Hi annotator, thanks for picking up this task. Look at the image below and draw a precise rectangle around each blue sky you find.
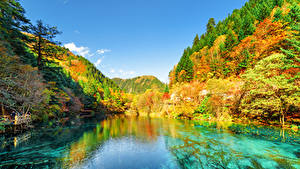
[21,0,248,82]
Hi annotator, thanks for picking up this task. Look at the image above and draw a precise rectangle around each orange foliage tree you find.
[227,18,288,74]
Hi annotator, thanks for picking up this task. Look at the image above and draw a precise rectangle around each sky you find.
[21,0,248,83]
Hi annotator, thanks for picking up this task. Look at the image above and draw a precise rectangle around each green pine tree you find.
[164,84,169,93]
[206,18,216,34]
[175,50,194,82]
[224,29,238,51]
[192,34,200,49]
[29,20,61,67]
[239,10,255,40]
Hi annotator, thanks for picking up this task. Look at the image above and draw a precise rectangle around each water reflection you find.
[60,117,164,168]
[0,116,299,169]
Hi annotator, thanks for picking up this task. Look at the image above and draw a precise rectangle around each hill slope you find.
[0,0,127,124]
[113,76,165,94]
[166,0,300,124]
[170,0,299,84]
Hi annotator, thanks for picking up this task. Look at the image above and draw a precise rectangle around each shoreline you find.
[0,112,107,135]
[124,111,300,132]
[2,110,299,135]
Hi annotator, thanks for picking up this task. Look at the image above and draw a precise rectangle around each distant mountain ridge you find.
[113,75,165,94]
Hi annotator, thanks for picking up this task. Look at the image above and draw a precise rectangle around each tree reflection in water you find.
[60,116,163,168]
[1,116,298,169]
[61,117,299,169]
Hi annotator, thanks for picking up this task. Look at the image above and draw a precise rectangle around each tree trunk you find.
[37,35,42,67]
[1,104,4,115]
[280,115,282,124]
[282,113,285,127]
[147,106,152,117]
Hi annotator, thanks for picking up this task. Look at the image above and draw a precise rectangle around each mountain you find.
[113,76,165,94]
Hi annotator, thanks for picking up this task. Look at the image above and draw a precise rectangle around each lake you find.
[0,116,299,169]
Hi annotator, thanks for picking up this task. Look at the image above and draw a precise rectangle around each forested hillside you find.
[170,0,299,84]
[1,0,299,129]
[113,76,165,94]
[127,0,300,126]
[168,0,300,125]
[0,0,127,124]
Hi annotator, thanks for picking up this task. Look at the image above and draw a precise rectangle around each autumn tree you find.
[136,89,162,116]
[240,54,300,126]
[0,47,47,116]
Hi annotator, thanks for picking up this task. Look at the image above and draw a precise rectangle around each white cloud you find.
[64,43,111,58]
[94,58,102,67]
[74,30,80,34]
[117,69,135,75]
[64,42,92,57]
[129,71,135,75]
[96,49,111,55]
[110,69,115,73]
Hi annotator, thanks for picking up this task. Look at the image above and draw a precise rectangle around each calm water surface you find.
[0,117,299,169]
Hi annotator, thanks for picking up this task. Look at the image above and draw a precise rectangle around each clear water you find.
[0,117,299,169]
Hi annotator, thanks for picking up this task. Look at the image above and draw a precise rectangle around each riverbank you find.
[124,110,300,132]
[0,111,108,135]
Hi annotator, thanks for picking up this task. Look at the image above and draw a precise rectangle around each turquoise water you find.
[0,117,299,169]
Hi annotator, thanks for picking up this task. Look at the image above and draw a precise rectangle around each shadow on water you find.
[0,116,299,169]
